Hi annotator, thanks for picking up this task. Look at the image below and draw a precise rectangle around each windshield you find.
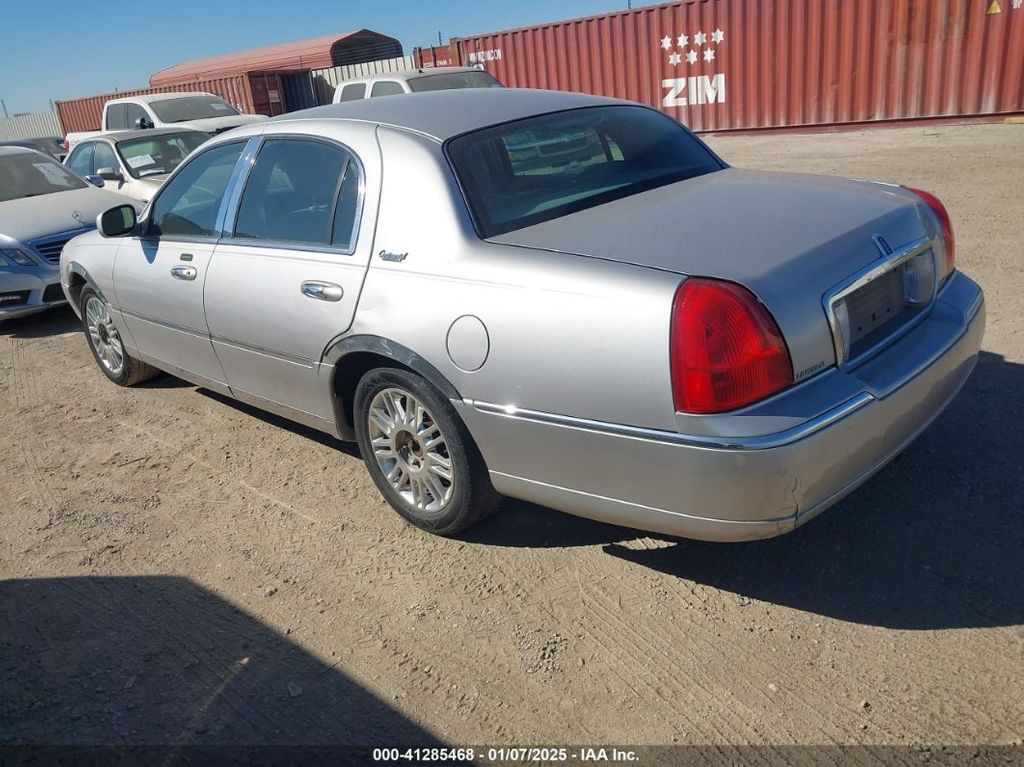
[149,96,240,123]
[408,70,502,92]
[117,132,211,179]
[0,152,86,203]
[446,105,723,238]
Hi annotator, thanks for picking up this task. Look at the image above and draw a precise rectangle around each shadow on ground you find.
[469,351,1024,631]
[0,576,438,750]
[0,305,79,339]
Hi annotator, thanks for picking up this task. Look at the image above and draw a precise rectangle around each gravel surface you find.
[1,121,1022,748]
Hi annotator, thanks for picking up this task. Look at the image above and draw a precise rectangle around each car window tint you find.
[331,161,361,250]
[339,83,366,102]
[234,139,349,246]
[150,141,244,238]
[67,144,94,177]
[447,105,723,237]
[117,133,208,179]
[370,81,404,97]
[407,71,502,92]
[125,103,149,129]
[106,103,128,130]
[92,142,118,172]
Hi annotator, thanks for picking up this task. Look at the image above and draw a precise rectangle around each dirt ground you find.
[1,121,1022,750]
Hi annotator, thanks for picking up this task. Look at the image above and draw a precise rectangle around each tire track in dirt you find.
[572,548,827,747]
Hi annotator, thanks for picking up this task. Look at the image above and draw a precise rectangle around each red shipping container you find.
[451,0,1024,132]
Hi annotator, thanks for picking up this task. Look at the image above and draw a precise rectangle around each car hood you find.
[172,114,268,133]
[0,186,137,243]
[491,168,937,377]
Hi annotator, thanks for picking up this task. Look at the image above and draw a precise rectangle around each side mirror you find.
[84,174,105,188]
[97,204,137,238]
[134,116,153,130]
[96,166,123,182]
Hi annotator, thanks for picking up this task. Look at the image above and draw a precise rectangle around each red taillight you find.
[906,187,955,278]
[62,138,69,152]
[670,278,794,414]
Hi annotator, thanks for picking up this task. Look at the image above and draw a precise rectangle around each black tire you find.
[354,367,500,535]
[80,286,158,387]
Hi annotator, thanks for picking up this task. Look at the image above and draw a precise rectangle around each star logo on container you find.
[660,26,724,67]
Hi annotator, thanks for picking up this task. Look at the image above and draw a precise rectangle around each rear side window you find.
[447,105,722,237]
[106,103,128,130]
[338,83,366,102]
[149,141,244,238]
[370,81,404,97]
[125,103,149,128]
[67,144,94,176]
[234,138,359,248]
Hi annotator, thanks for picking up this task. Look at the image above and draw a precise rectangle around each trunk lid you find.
[490,168,936,381]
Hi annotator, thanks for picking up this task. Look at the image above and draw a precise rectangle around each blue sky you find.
[0,0,648,115]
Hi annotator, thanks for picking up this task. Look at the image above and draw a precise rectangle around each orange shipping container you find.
[451,0,1024,132]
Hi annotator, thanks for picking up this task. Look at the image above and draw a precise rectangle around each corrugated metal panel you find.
[311,56,416,88]
[55,75,257,134]
[0,110,62,141]
[150,30,402,86]
[309,56,416,103]
[452,0,1024,132]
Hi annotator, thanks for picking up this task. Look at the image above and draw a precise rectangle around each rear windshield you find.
[408,70,501,92]
[149,96,239,123]
[0,152,86,203]
[117,132,211,178]
[446,105,722,237]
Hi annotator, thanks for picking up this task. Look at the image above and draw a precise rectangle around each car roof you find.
[271,88,626,141]
[341,66,493,83]
[108,91,217,104]
[0,145,48,157]
[83,127,210,144]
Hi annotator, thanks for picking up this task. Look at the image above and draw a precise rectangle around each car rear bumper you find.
[456,272,984,542]
[0,268,66,320]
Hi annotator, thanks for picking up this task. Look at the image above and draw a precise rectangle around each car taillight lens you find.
[906,187,955,281]
[62,138,69,152]
[671,278,794,414]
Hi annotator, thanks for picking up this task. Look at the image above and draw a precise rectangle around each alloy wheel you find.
[367,387,455,515]
[85,295,125,377]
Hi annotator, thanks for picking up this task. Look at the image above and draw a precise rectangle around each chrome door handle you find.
[170,266,197,281]
[300,281,343,302]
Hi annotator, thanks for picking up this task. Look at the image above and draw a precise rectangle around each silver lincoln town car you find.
[60,89,985,541]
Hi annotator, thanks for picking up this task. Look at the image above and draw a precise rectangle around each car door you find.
[204,136,369,421]
[113,140,246,390]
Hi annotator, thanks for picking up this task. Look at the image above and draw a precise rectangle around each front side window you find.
[0,152,86,202]
[338,83,366,102]
[233,138,358,248]
[370,81,404,98]
[92,142,118,173]
[408,70,501,92]
[149,96,239,123]
[106,103,128,131]
[66,144,94,177]
[447,105,723,237]
[117,132,210,179]
[149,141,244,238]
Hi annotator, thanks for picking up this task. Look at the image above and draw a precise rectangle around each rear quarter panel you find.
[349,126,682,431]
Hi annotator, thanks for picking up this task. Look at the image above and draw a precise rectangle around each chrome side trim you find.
[469,393,875,451]
[823,235,936,370]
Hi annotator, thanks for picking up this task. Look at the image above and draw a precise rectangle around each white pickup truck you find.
[64,92,267,151]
